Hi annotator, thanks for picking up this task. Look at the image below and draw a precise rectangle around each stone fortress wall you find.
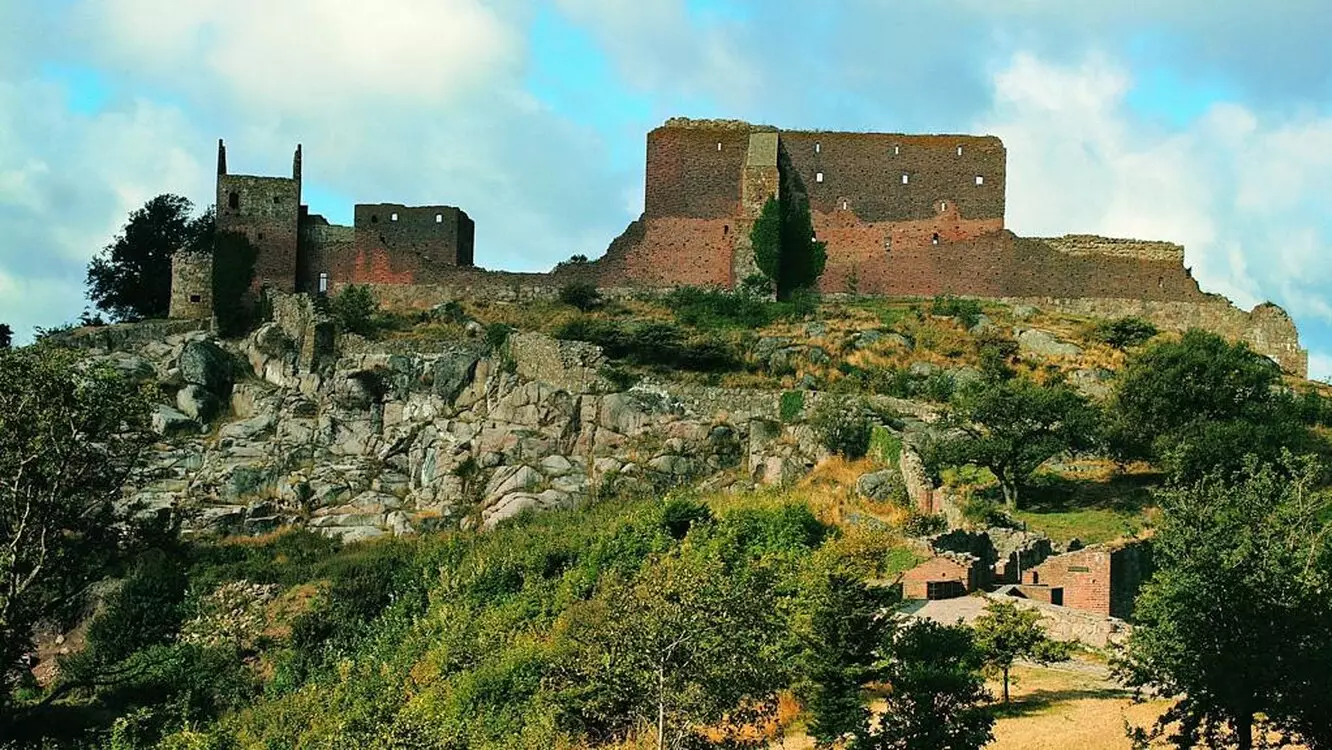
[177,122,1309,378]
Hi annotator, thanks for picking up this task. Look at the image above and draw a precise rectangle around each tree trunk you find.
[1235,712,1253,750]
[1001,479,1018,511]
[1002,665,1010,704]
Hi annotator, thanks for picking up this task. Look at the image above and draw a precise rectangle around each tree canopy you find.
[749,162,827,300]
[1117,455,1332,750]
[0,324,10,350]
[972,599,1071,704]
[0,346,154,713]
[86,195,214,322]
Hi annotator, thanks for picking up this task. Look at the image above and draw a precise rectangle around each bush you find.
[554,318,737,372]
[779,391,805,423]
[929,295,983,329]
[665,286,812,330]
[868,426,903,465]
[903,511,948,537]
[330,284,378,337]
[811,396,874,459]
[1090,316,1159,349]
[558,281,602,312]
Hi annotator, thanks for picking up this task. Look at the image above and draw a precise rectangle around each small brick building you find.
[1021,540,1152,619]
[901,552,986,601]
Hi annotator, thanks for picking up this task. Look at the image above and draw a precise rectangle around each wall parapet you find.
[1036,235,1186,264]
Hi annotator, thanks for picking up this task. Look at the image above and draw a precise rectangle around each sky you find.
[1,0,1330,377]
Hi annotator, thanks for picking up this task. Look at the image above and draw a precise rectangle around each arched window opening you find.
[227,191,239,210]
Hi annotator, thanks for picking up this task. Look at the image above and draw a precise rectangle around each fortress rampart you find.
[173,122,1309,378]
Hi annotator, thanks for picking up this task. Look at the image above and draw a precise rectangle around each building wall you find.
[902,556,981,600]
[1023,543,1151,619]
[169,252,213,320]
[644,121,754,219]
[217,174,301,293]
[302,205,475,289]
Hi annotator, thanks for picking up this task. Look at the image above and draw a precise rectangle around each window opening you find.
[716,141,722,151]
[318,272,329,293]
[932,232,940,245]
[227,192,239,210]
[902,173,909,184]
[816,172,824,183]
[893,145,900,155]
[815,142,821,153]
[976,175,985,186]
[723,224,729,236]
[391,212,398,222]
[257,232,264,240]
[371,214,378,223]
[841,199,848,210]
[957,145,964,156]
[1031,571,1040,585]
[884,236,893,253]
[436,214,443,223]
[1069,565,1091,573]
[940,201,947,212]
[189,294,201,303]
[272,195,281,204]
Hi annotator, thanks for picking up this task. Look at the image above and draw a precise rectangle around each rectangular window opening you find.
[188,294,201,303]
[435,214,443,223]
[318,272,329,293]
[716,141,722,151]
[901,173,909,185]
[390,212,399,222]
[957,145,964,156]
[893,145,900,155]
[976,175,985,186]
[816,172,824,183]
[815,142,821,153]
[1068,565,1092,573]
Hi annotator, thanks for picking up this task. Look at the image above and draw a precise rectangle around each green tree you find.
[866,619,994,750]
[972,599,1071,703]
[750,197,782,288]
[0,324,10,350]
[554,549,785,749]
[86,195,214,321]
[0,347,153,713]
[1107,329,1306,482]
[211,230,258,338]
[939,376,1098,509]
[810,396,876,459]
[1116,455,1332,750]
[794,570,897,745]
[330,284,379,337]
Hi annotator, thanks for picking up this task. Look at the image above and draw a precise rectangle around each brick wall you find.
[217,174,301,292]
[902,555,981,600]
[301,205,475,289]
[597,217,737,288]
[644,124,753,219]
[1025,548,1112,615]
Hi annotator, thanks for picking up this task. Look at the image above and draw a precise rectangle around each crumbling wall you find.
[217,175,300,292]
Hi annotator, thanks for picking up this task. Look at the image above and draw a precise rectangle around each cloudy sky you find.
[2,0,1330,376]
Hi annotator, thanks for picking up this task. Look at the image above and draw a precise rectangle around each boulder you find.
[909,361,939,377]
[483,464,543,502]
[856,469,904,502]
[1016,329,1083,358]
[178,340,233,396]
[176,384,221,422]
[151,405,198,437]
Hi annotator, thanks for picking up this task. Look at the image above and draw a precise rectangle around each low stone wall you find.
[1005,296,1307,376]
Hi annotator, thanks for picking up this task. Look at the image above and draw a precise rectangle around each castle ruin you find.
[171,120,1308,376]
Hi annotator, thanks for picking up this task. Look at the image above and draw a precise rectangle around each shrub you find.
[903,511,948,537]
[868,426,903,465]
[1090,316,1158,349]
[484,322,513,352]
[330,284,378,337]
[558,281,602,312]
[779,390,805,423]
[811,396,874,459]
[929,295,983,329]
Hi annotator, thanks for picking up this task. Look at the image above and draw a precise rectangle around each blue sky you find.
[1,0,1330,377]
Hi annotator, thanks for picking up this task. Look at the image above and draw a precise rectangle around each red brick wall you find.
[644,126,751,219]
[217,175,301,292]
[902,556,979,600]
[780,132,1006,223]
[596,216,737,288]
[1025,549,1113,615]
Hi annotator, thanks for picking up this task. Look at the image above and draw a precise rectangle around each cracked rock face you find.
[104,306,830,540]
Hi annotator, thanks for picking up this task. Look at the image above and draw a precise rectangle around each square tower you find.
[215,140,302,292]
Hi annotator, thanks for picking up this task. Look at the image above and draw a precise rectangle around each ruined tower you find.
[215,139,302,292]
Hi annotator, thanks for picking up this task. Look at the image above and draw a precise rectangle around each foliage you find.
[330,284,379,337]
[1116,455,1332,750]
[1106,329,1309,483]
[750,197,782,287]
[0,324,10,350]
[210,230,259,338]
[738,273,773,299]
[793,570,897,744]
[1089,316,1158,350]
[868,426,903,466]
[936,376,1099,509]
[865,620,994,750]
[930,295,984,329]
[779,390,804,423]
[810,396,875,459]
[86,195,214,322]
[903,511,949,537]
[666,286,811,330]
[554,318,737,372]
[558,281,602,312]
[972,599,1072,704]
[0,347,153,714]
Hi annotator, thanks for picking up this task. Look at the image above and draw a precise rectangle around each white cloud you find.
[74,0,523,113]
[978,52,1332,329]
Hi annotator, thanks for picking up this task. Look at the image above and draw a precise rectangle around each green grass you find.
[1011,507,1150,546]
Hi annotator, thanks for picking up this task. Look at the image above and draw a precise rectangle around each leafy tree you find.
[86,195,214,321]
[558,281,603,312]
[794,570,897,745]
[1107,329,1308,483]
[0,347,153,713]
[972,599,1072,703]
[866,619,994,750]
[810,396,875,459]
[750,197,782,288]
[0,324,10,350]
[1116,455,1332,750]
[939,376,1098,509]
[330,284,379,337]
[553,549,785,749]
[1090,316,1158,350]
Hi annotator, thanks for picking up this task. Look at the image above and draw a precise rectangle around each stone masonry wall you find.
[169,252,213,320]
[217,175,301,293]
